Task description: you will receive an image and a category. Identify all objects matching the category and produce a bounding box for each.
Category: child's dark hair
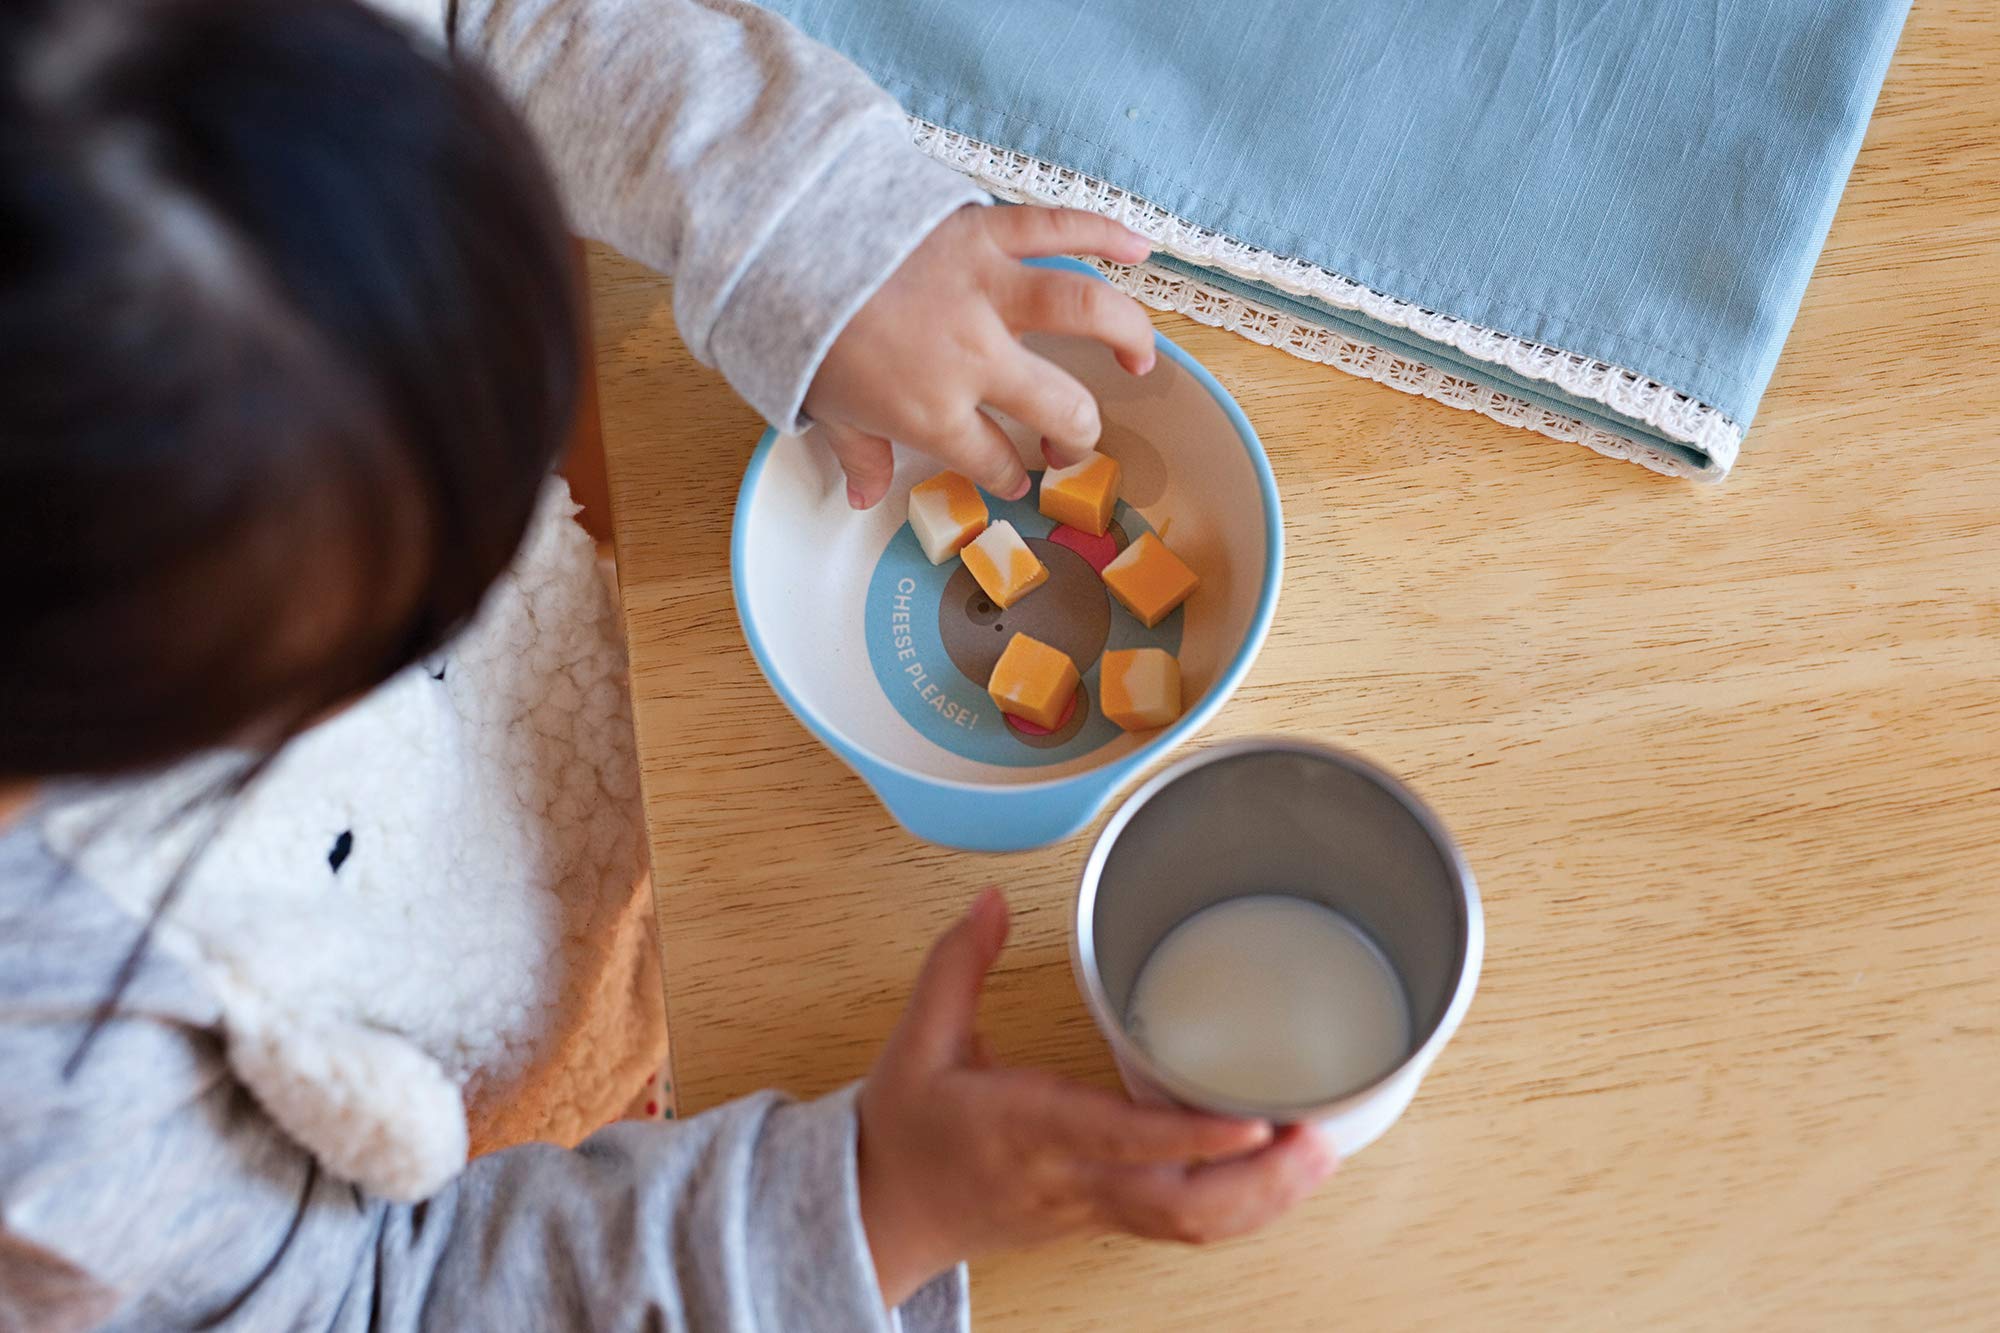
[0,0,581,781]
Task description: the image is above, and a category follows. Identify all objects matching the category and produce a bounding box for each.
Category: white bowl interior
[739,334,1271,787]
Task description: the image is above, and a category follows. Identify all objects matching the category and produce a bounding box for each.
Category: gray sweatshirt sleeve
[0,828,967,1331]
[443,0,988,433]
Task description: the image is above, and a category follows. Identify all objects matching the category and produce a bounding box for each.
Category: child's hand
[856,889,1340,1307]
[803,206,1159,511]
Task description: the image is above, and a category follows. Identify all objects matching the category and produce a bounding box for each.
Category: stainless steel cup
[1072,739,1483,1156]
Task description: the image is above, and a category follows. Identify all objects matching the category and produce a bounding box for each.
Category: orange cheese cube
[987,632,1079,730]
[1099,648,1182,732]
[1102,533,1198,628]
[1038,453,1121,536]
[907,470,988,564]
[960,520,1048,609]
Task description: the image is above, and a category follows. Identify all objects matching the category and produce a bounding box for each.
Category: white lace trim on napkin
[909,118,1742,479]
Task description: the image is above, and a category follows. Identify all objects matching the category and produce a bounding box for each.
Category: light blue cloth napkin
[762,0,1910,477]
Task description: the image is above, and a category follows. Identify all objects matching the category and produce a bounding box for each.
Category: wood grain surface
[595,4,2000,1326]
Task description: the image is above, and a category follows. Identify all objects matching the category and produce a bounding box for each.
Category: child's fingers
[939,410,1031,501]
[990,206,1151,267]
[985,351,1101,465]
[1099,1125,1339,1245]
[969,1031,999,1069]
[890,888,1010,1070]
[1026,1076,1273,1166]
[1004,270,1157,376]
[813,420,897,510]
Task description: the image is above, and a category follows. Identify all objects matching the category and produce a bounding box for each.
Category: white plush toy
[41,478,665,1201]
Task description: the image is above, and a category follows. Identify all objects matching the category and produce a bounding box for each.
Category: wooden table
[594,3,1999,1324]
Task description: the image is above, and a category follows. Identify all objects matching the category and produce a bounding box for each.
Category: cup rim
[1072,737,1484,1121]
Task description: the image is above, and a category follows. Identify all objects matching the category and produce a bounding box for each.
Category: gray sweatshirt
[0,821,965,1330]
[2,0,988,1328]
[450,0,988,433]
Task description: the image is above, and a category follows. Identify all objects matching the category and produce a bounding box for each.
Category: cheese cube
[907,470,988,564]
[1102,533,1198,628]
[1099,648,1182,732]
[1038,452,1121,536]
[960,520,1048,609]
[988,633,1079,730]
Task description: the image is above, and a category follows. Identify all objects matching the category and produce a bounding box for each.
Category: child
[0,0,1337,1328]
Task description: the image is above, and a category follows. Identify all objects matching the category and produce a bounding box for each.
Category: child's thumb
[814,420,896,510]
[896,888,1009,1069]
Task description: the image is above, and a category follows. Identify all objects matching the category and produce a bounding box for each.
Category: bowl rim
[729,307,1284,802]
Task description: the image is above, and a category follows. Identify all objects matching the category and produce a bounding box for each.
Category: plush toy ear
[217,983,468,1202]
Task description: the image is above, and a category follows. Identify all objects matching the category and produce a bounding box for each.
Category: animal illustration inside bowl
[732,261,1281,852]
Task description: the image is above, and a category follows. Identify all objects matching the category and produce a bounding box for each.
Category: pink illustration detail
[1047,524,1118,574]
[1005,687,1080,736]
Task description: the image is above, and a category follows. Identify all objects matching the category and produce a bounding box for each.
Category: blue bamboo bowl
[731,259,1282,851]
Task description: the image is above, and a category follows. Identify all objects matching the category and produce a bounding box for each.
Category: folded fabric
[763,0,1911,478]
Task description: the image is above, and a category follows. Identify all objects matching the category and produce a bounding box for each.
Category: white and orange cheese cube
[907,470,988,565]
[1038,452,1121,536]
[987,633,1079,730]
[1099,648,1182,732]
[1102,533,1198,628]
[960,520,1048,609]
